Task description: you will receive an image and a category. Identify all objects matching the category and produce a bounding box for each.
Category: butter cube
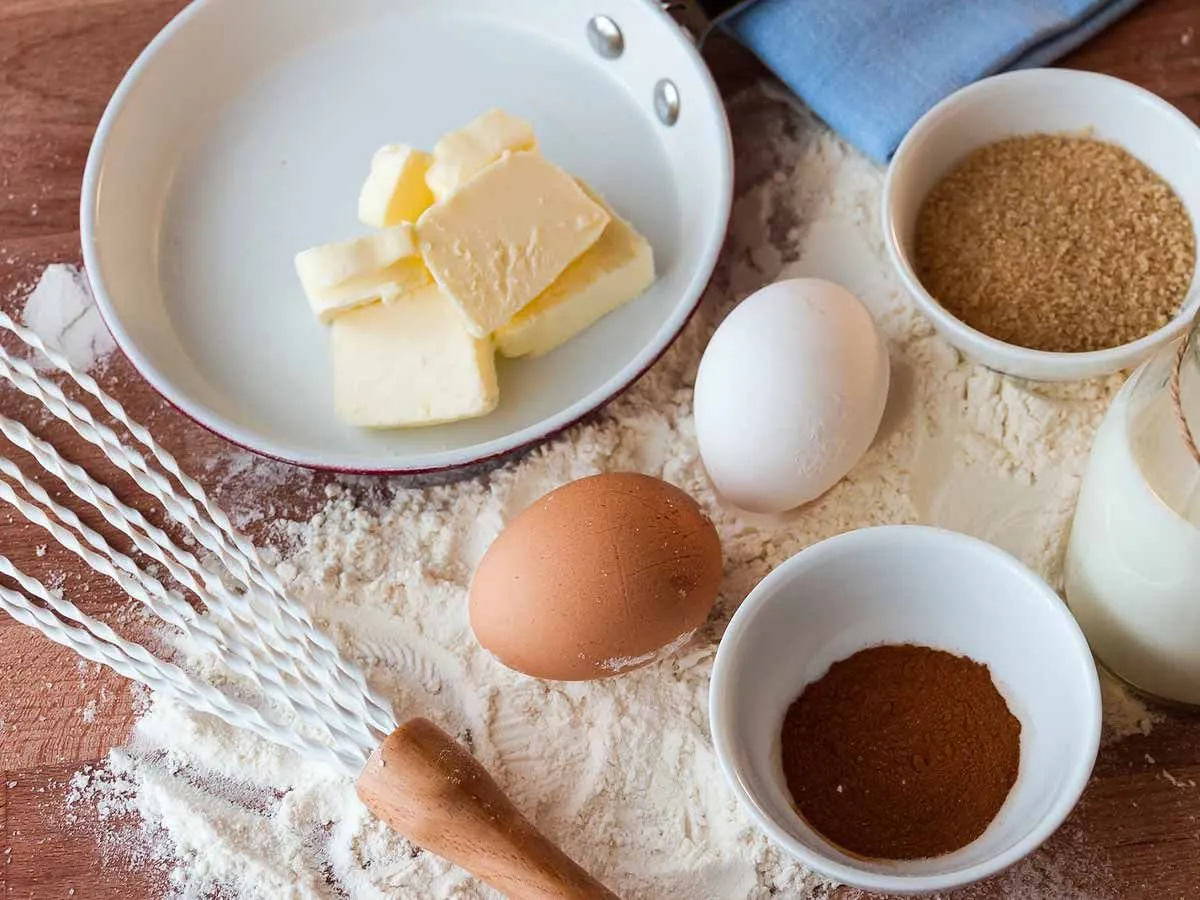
[332,285,499,428]
[309,261,431,320]
[358,145,435,227]
[417,152,610,338]
[496,186,655,358]
[425,109,538,201]
[295,224,431,322]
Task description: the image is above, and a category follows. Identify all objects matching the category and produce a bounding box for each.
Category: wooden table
[1,2,1198,897]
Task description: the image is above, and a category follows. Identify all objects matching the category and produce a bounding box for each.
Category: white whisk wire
[0,559,363,774]
[0,313,397,771]
[0,316,395,738]
[0,433,384,758]
[0,406,387,753]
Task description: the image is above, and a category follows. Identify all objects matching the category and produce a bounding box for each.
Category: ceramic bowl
[709,526,1101,895]
[882,69,1200,382]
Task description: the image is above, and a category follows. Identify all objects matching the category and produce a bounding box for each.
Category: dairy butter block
[332,284,498,428]
[296,109,658,431]
[295,224,431,322]
[425,109,537,201]
[417,152,610,338]
[495,186,655,359]
[358,145,435,228]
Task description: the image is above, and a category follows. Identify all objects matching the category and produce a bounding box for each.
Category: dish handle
[661,0,764,45]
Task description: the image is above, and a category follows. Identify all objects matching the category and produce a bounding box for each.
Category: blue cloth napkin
[724,0,1143,163]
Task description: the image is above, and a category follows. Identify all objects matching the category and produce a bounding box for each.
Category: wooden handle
[356,718,619,900]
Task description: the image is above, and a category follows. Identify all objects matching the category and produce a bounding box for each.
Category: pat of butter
[309,260,432,320]
[417,152,610,338]
[295,224,431,322]
[332,285,499,428]
[358,145,435,228]
[496,186,655,358]
[425,109,538,201]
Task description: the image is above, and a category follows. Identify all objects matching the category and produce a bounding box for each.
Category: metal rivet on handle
[587,15,625,59]
[654,79,680,126]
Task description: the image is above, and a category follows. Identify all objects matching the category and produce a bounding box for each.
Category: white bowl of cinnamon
[709,525,1101,894]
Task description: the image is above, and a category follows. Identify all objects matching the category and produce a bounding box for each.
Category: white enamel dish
[82,0,733,473]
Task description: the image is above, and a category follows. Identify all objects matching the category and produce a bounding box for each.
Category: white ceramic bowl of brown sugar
[883,69,1200,382]
[709,526,1102,895]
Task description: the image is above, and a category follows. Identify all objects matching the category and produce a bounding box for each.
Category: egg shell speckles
[468,473,723,681]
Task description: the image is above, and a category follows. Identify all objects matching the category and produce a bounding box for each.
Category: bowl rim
[881,68,1200,377]
[78,0,734,475]
[708,524,1102,893]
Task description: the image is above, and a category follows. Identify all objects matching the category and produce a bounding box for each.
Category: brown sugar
[780,643,1020,860]
[914,134,1195,353]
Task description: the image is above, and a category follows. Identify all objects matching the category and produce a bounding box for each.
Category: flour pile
[21,263,115,373]
[64,87,1147,898]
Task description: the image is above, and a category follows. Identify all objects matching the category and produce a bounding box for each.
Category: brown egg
[469,473,723,681]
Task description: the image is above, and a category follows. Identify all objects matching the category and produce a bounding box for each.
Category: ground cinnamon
[780,643,1020,860]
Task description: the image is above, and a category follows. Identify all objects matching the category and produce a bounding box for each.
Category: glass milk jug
[1065,317,1200,705]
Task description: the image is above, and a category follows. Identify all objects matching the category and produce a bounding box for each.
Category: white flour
[20,263,115,373]
[54,86,1155,898]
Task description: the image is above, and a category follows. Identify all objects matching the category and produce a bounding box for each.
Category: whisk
[0,310,617,900]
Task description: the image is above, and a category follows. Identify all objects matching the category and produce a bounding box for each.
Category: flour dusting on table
[64,86,1149,899]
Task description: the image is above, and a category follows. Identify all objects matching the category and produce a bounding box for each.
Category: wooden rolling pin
[357,718,620,900]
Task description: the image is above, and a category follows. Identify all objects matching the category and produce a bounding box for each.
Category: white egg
[694,279,890,514]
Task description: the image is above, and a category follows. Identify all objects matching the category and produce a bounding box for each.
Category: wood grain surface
[1,1,1199,898]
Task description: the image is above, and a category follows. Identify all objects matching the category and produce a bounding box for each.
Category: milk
[1065,369,1200,705]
